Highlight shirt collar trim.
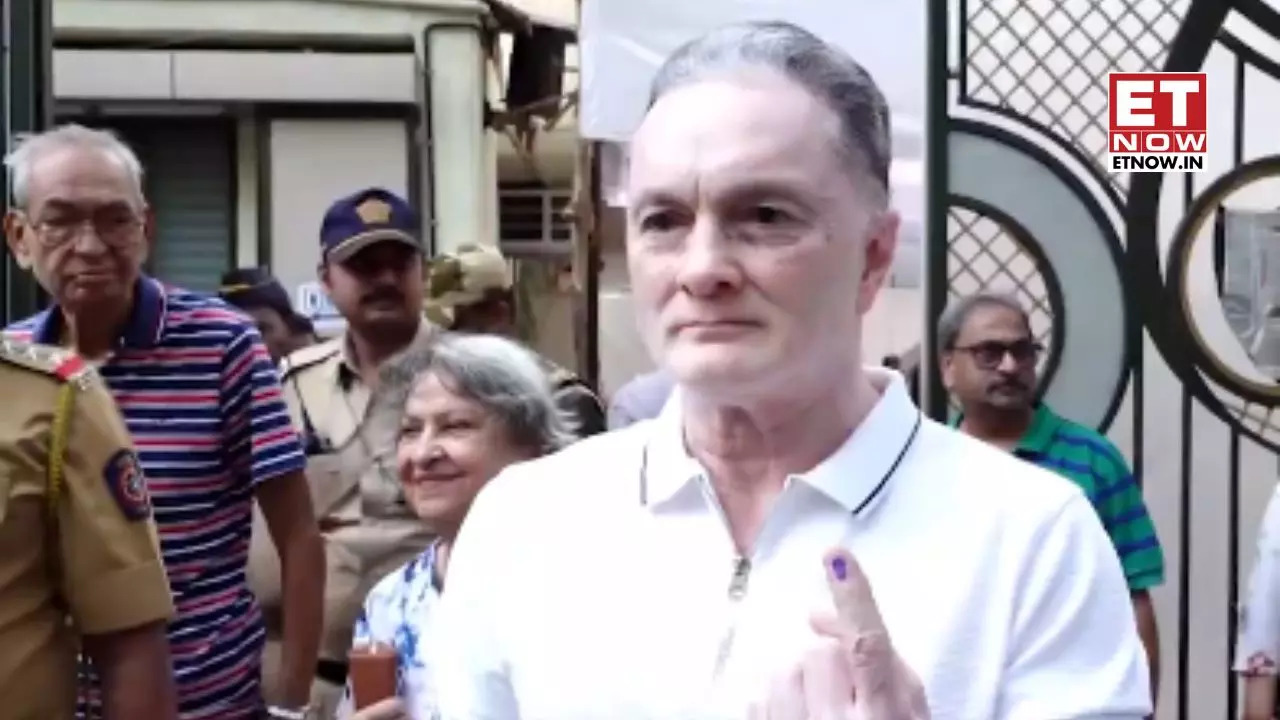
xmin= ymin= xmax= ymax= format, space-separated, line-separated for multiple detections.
xmin=642 ymin=369 xmax=922 ymax=514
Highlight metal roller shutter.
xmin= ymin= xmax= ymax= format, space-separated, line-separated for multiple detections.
xmin=77 ymin=117 xmax=235 ymax=293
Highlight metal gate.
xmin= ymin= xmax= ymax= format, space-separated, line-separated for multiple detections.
xmin=924 ymin=0 xmax=1280 ymax=716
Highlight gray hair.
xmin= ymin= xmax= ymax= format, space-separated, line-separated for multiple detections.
xmin=648 ymin=21 xmax=891 ymax=203
xmin=4 ymin=124 xmax=145 ymax=208
xmin=375 ymin=332 xmax=576 ymax=455
xmin=936 ymin=291 xmax=1031 ymax=353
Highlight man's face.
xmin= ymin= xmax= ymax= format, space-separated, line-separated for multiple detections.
xmin=321 ymin=242 xmax=423 ymax=334
xmin=4 ymin=146 xmax=151 ymax=315
xmin=242 ymin=306 xmax=293 ymax=362
xmin=941 ymin=304 xmax=1041 ymax=411
xmin=625 ymin=71 xmax=898 ymax=398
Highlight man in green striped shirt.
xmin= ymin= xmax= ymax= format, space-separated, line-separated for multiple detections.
xmin=938 ymin=291 xmax=1164 ymax=706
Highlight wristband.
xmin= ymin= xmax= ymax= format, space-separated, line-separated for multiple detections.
xmin=266 ymin=705 xmax=313 ymax=720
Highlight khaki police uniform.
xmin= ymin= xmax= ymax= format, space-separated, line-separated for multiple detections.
xmin=426 ymin=243 xmax=607 ymax=437
xmin=0 ymin=339 xmax=173 ymax=719
xmin=249 ymin=325 xmax=437 ymax=717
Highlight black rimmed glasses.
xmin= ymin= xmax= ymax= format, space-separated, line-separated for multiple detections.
xmin=25 ymin=208 xmax=143 ymax=249
xmin=951 ymin=339 xmax=1043 ymax=370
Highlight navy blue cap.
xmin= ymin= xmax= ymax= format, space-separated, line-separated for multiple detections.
xmin=319 ymin=187 xmax=423 ymax=263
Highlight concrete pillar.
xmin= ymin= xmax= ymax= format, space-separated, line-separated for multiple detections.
xmin=421 ymin=21 xmax=495 ymax=255
xmin=2 ymin=0 xmax=54 ymax=321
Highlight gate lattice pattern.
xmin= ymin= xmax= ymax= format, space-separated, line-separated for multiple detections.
xmin=964 ymin=0 xmax=1190 ymax=188
xmin=947 ymin=206 xmax=1055 ymax=354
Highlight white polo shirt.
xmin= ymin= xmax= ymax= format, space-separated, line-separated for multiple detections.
xmin=434 ymin=370 xmax=1150 ymax=720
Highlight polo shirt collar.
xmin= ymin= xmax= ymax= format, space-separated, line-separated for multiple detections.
xmin=643 ymin=369 xmax=922 ymax=515
xmin=31 ymin=275 xmax=167 ymax=349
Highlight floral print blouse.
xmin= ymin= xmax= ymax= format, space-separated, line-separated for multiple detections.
xmin=1237 ymin=486 xmax=1280 ymax=678
xmin=336 ymin=543 xmax=442 ymax=719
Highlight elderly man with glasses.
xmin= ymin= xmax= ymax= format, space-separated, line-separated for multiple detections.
xmin=939 ymin=290 xmax=1165 ymax=709
xmin=3 ymin=124 xmax=324 ymax=720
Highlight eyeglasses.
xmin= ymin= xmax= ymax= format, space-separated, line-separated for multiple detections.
xmin=951 ymin=339 xmax=1043 ymax=370
xmin=27 ymin=211 xmax=143 ymax=249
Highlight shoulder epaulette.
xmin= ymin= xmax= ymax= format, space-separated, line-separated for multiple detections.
xmin=0 ymin=338 xmax=94 ymax=387
xmin=280 ymin=339 xmax=341 ymax=379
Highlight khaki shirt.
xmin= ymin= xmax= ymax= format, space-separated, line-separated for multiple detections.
xmin=0 ymin=340 xmax=172 ymax=719
xmin=249 ymin=326 xmax=436 ymax=662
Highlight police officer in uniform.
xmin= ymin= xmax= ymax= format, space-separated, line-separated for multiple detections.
xmin=0 ymin=338 xmax=177 ymax=719
xmin=425 ymin=243 xmax=607 ymax=436
xmin=249 ymin=188 xmax=437 ymax=719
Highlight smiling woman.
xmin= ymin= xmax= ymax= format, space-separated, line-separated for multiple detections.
xmin=336 ymin=332 xmax=574 ymax=720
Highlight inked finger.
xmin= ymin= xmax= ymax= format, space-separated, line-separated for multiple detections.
xmin=822 ymin=548 xmax=905 ymax=713
xmin=824 ymin=547 xmax=887 ymax=637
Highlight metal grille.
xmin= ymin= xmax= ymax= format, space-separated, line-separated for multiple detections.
xmin=964 ymin=0 xmax=1190 ymax=186
xmin=947 ymin=206 xmax=1055 ymax=352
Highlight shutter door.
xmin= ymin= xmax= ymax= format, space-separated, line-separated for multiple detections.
xmin=86 ymin=118 xmax=235 ymax=293
xmin=142 ymin=120 xmax=234 ymax=293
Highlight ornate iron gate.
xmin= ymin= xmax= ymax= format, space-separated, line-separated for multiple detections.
xmin=925 ymin=0 xmax=1280 ymax=716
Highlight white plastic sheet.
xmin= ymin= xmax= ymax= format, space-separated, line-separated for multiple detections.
xmin=578 ymin=0 xmax=927 ymax=144
xmin=582 ymin=0 xmax=929 ymax=288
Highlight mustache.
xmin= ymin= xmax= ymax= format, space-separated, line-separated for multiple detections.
xmin=361 ymin=287 xmax=404 ymax=304
xmin=987 ymin=377 xmax=1028 ymax=393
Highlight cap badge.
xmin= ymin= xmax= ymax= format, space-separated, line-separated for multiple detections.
xmin=355 ymin=198 xmax=394 ymax=226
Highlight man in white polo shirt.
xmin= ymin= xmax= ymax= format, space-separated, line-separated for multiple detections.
xmin=434 ymin=20 xmax=1151 ymax=720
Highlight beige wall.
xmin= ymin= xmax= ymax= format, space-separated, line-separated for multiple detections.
xmin=265 ymin=119 xmax=412 ymax=298
xmin=55 ymin=50 xmax=418 ymax=103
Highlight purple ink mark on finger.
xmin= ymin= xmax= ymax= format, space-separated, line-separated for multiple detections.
xmin=831 ymin=556 xmax=848 ymax=581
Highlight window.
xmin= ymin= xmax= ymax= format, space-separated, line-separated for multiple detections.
xmin=499 ymin=186 xmax=573 ymax=256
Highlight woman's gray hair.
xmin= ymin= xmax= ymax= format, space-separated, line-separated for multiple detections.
xmin=649 ymin=20 xmax=891 ymax=206
xmin=374 ymin=332 xmax=576 ymax=454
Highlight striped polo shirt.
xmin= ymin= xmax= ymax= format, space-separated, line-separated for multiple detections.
xmin=957 ymin=403 xmax=1165 ymax=591
xmin=7 ymin=276 xmax=306 ymax=719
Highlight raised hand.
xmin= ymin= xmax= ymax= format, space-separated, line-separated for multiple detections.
xmin=749 ymin=548 xmax=930 ymax=720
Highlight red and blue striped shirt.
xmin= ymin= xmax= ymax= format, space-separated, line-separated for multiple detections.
xmin=7 ymin=275 xmax=307 ymax=719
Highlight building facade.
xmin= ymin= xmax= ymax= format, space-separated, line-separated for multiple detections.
xmin=45 ymin=0 xmax=578 ymax=305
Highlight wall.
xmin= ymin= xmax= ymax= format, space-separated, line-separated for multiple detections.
xmin=266 ymin=118 xmax=413 ymax=300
